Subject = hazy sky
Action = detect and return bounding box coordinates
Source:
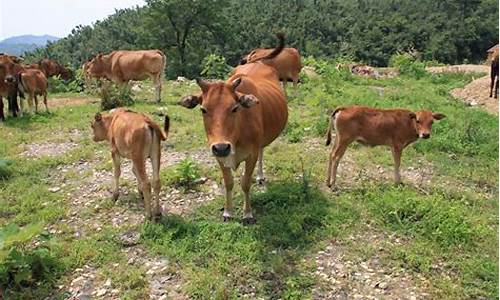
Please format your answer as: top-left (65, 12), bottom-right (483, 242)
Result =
top-left (0, 0), bottom-right (146, 40)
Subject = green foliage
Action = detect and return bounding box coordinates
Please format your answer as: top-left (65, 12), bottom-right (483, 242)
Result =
top-left (201, 54), bottom-right (232, 79)
top-left (0, 224), bottom-right (62, 292)
top-left (170, 158), bottom-right (201, 189)
top-left (389, 53), bottom-right (427, 78)
top-left (100, 83), bottom-right (135, 111)
top-left (0, 159), bottom-right (13, 180)
top-left (48, 75), bottom-right (83, 94)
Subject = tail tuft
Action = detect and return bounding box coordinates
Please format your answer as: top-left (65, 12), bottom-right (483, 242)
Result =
top-left (163, 115), bottom-right (170, 140)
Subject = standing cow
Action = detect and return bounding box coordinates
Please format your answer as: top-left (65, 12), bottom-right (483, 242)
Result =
top-left (84, 50), bottom-right (166, 102)
top-left (490, 49), bottom-right (499, 98)
top-left (38, 59), bottom-right (74, 81)
top-left (180, 34), bottom-right (288, 223)
top-left (0, 54), bottom-right (21, 120)
top-left (325, 106), bottom-right (445, 188)
top-left (240, 43), bottom-right (302, 96)
top-left (17, 69), bottom-right (49, 114)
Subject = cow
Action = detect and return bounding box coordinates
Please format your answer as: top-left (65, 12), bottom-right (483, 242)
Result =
top-left (17, 68), bottom-right (49, 114)
top-left (179, 33), bottom-right (288, 223)
top-left (85, 50), bottom-right (166, 102)
top-left (0, 54), bottom-right (21, 120)
top-left (325, 106), bottom-right (446, 188)
top-left (91, 108), bottom-right (170, 221)
top-left (489, 49), bottom-right (499, 98)
top-left (38, 58), bottom-right (73, 81)
top-left (240, 44), bottom-right (302, 96)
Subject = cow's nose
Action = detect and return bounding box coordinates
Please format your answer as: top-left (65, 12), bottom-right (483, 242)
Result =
top-left (421, 133), bottom-right (430, 139)
top-left (5, 76), bottom-right (14, 83)
top-left (212, 143), bottom-right (231, 157)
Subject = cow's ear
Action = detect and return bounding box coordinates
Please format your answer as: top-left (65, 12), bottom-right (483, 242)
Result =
top-left (433, 113), bottom-right (446, 120)
top-left (409, 112), bottom-right (416, 119)
top-left (95, 113), bottom-right (102, 122)
top-left (179, 95), bottom-right (200, 109)
top-left (237, 94), bottom-right (259, 108)
top-left (231, 77), bottom-right (242, 92)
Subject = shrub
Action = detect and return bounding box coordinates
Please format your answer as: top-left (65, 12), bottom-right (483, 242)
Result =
top-left (389, 53), bottom-right (427, 78)
top-left (171, 158), bottom-right (201, 189)
top-left (0, 223), bottom-right (62, 292)
top-left (100, 82), bottom-right (135, 111)
top-left (0, 159), bottom-right (13, 180)
top-left (201, 54), bottom-right (232, 79)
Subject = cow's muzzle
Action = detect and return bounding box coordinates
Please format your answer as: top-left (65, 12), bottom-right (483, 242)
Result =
top-left (5, 75), bottom-right (15, 83)
top-left (420, 133), bottom-right (430, 139)
top-left (211, 143), bottom-right (231, 157)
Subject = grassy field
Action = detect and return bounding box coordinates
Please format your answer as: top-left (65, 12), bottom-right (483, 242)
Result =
top-left (0, 65), bottom-right (498, 299)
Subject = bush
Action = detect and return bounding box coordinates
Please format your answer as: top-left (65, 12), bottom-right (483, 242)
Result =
top-left (0, 223), bottom-right (62, 292)
top-left (389, 53), bottom-right (427, 78)
top-left (100, 82), bottom-right (135, 111)
top-left (171, 158), bottom-right (201, 189)
top-left (47, 72), bottom-right (83, 94)
top-left (0, 159), bottom-right (13, 180)
top-left (200, 54), bottom-right (232, 79)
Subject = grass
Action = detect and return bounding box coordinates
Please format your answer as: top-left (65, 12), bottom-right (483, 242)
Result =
top-left (0, 66), bottom-right (497, 299)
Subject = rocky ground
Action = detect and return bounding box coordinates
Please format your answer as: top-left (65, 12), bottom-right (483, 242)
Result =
top-left (451, 75), bottom-right (498, 115)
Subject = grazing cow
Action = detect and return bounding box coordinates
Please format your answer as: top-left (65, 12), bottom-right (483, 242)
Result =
top-left (17, 69), bottom-right (49, 114)
top-left (240, 44), bottom-right (302, 95)
top-left (325, 106), bottom-right (445, 188)
top-left (38, 58), bottom-right (73, 81)
top-left (85, 50), bottom-right (166, 102)
top-left (490, 49), bottom-right (499, 98)
top-left (180, 33), bottom-right (288, 223)
top-left (91, 109), bottom-right (170, 220)
top-left (0, 54), bottom-right (21, 120)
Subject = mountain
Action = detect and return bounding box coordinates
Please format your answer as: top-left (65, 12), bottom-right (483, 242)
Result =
top-left (0, 35), bottom-right (60, 56)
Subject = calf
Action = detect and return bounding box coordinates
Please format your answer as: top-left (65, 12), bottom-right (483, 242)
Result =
top-left (325, 106), bottom-right (445, 188)
top-left (18, 69), bottom-right (48, 114)
top-left (91, 109), bottom-right (170, 220)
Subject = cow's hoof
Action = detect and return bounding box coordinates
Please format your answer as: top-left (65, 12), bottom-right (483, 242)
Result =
top-left (112, 192), bottom-right (120, 202)
top-left (242, 217), bottom-right (256, 225)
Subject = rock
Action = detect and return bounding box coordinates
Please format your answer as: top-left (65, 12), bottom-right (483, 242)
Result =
top-left (375, 281), bottom-right (388, 289)
top-left (117, 230), bottom-right (140, 247)
top-left (96, 288), bottom-right (107, 297)
top-left (49, 187), bottom-right (61, 192)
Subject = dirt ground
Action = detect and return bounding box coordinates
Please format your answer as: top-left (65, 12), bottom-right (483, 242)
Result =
top-left (451, 76), bottom-right (498, 115)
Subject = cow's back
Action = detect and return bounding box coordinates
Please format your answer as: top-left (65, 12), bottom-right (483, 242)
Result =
top-left (249, 48), bottom-right (302, 80)
top-left (20, 69), bottom-right (47, 94)
top-left (230, 63), bottom-right (288, 147)
top-left (110, 111), bottom-right (154, 158)
top-left (110, 50), bottom-right (164, 81)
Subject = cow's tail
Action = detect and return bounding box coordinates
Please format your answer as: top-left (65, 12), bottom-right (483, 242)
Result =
top-left (326, 107), bottom-right (343, 146)
top-left (251, 33), bottom-right (285, 63)
top-left (148, 114), bottom-right (169, 141)
top-left (163, 114), bottom-right (170, 140)
top-left (17, 73), bottom-right (26, 99)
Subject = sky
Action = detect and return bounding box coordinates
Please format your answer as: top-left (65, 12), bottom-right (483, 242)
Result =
top-left (0, 0), bottom-right (146, 40)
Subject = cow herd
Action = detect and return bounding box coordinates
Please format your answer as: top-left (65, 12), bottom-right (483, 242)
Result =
top-left (2, 34), bottom-right (450, 222)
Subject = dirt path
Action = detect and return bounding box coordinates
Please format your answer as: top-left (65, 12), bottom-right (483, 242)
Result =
top-left (49, 96), bottom-right (99, 108)
top-left (426, 64), bottom-right (489, 74)
top-left (451, 75), bottom-right (498, 115)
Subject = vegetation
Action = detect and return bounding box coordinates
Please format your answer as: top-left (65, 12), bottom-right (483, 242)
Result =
top-left (99, 82), bottom-right (135, 110)
top-left (0, 58), bottom-right (497, 298)
top-left (24, 0), bottom-right (498, 78)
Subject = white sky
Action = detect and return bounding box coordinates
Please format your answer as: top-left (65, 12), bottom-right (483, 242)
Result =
top-left (0, 0), bottom-right (146, 40)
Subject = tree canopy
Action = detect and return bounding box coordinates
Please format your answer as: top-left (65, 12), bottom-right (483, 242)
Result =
top-left (25, 0), bottom-right (499, 78)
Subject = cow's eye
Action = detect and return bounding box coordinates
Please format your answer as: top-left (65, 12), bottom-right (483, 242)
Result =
top-left (200, 107), bottom-right (207, 114)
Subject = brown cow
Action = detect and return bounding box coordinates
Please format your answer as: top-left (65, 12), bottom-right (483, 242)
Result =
top-left (85, 50), bottom-right (166, 102)
top-left (38, 59), bottom-right (73, 81)
top-left (91, 108), bottom-right (170, 220)
top-left (240, 45), bottom-right (302, 96)
top-left (179, 33), bottom-right (287, 223)
top-left (325, 106), bottom-right (445, 188)
top-left (489, 49), bottom-right (499, 98)
top-left (0, 54), bottom-right (22, 120)
top-left (18, 69), bottom-right (49, 114)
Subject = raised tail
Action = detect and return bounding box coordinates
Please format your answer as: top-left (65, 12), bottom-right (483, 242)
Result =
top-left (147, 114), bottom-right (169, 141)
top-left (250, 33), bottom-right (285, 63)
top-left (163, 114), bottom-right (170, 140)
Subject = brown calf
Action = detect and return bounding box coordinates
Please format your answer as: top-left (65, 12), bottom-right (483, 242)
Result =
top-left (325, 106), bottom-right (445, 188)
top-left (91, 109), bottom-right (170, 220)
top-left (18, 69), bottom-right (48, 114)
top-left (180, 33), bottom-right (288, 223)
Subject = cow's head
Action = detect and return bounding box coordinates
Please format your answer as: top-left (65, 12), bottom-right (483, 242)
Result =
top-left (410, 110), bottom-right (446, 139)
top-left (179, 78), bottom-right (259, 158)
top-left (90, 112), bottom-right (112, 142)
top-left (86, 54), bottom-right (108, 78)
top-left (0, 55), bottom-right (21, 84)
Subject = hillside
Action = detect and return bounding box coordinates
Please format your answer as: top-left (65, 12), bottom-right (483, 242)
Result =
top-left (0, 34), bottom-right (59, 56)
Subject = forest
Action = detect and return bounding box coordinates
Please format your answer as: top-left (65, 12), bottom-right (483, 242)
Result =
top-left (24, 0), bottom-right (499, 78)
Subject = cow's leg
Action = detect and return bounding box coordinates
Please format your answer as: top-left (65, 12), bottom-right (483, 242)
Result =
top-left (43, 92), bottom-right (49, 112)
top-left (0, 96), bottom-right (4, 121)
top-left (391, 145), bottom-right (403, 184)
top-left (490, 75), bottom-right (494, 97)
top-left (150, 141), bottom-right (162, 219)
top-left (326, 135), bottom-right (339, 187)
top-left (154, 73), bottom-right (162, 103)
top-left (328, 138), bottom-right (349, 189)
top-left (218, 162), bottom-right (234, 221)
top-left (132, 165), bottom-right (144, 199)
top-left (242, 155), bottom-right (258, 224)
top-left (111, 151), bottom-right (121, 201)
top-left (292, 74), bottom-right (299, 97)
top-left (256, 148), bottom-right (265, 185)
top-left (282, 80), bottom-right (288, 98)
top-left (134, 158), bottom-right (152, 220)
top-left (34, 95), bottom-right (39, 113)
top-left (27, 93), bottom-right (35, 114)
top-left (495, 76), bottom-right (499, 99)
top-left (18, 96), bottom-right (24, 117)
